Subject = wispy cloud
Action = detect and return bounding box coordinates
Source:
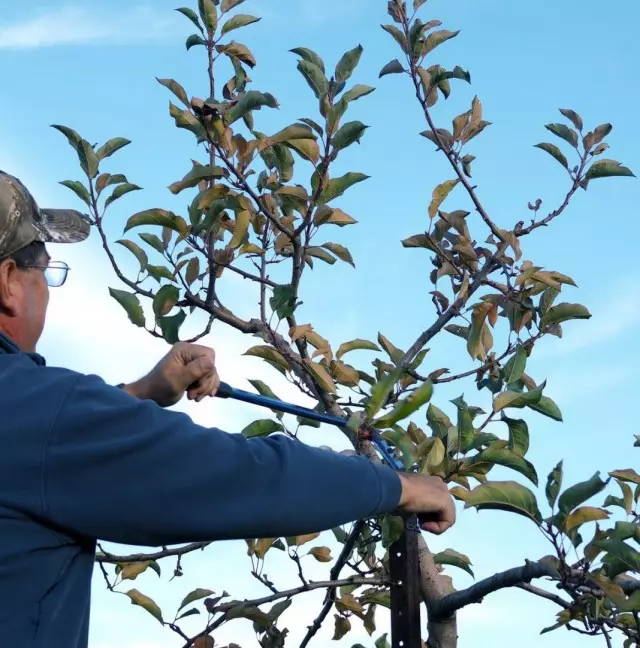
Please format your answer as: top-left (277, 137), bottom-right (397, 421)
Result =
top-left (0, 5), bottom-right (177, 49)
top-left (534, 283), bottom-right (640, 360)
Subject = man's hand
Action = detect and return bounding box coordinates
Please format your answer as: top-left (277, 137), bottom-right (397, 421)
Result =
top-left (396, 473), bottom-right (456, 535)
top-left (123, 342), bottom-right (220, 408)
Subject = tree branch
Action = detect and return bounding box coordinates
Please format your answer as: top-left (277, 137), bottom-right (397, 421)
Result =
top-left (300, 520), bottom-right (367, 648)
top-left (515, 583), bottom-right (571, 609)
top-left (430, 560), bottom-right (560, 620)
top-left (96, 542), bottom-right (211, 564)
top-left (184, 575), bottom-right (386, 647)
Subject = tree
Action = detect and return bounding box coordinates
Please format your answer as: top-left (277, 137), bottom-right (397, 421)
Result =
top-left (52, 0), bottom-right (639, 646)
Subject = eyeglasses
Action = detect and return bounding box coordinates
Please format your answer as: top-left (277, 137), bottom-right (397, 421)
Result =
top-left (26, 261), bottom-right (70, 287)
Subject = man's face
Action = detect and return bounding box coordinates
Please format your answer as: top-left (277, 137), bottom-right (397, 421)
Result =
top-left (0, 247), bottom-right (50, 352)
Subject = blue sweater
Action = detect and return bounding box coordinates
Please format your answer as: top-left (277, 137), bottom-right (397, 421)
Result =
top-left (0, 332), bottom-right (402, 647)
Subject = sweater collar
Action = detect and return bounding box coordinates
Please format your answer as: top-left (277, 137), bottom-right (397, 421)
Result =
top-left (0, 332), bottom-right (46, 366)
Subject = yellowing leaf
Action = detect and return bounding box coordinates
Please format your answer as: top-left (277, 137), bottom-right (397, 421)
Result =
top-left (609, 469), bottom-right (640, 485)
top-left (333, 615), bottom-right (351, 640)
top-left (126, 589), bottom-right (163, 623)
top-left (288, 532), bottom-right (321, 546)
top-left (309, 546), bottom-right (333, 562)
top-left (229, 210), bottom-right (251, 249)
top-left (120, 562), bottom-right (151, 581)
top-left (428, 179), bottom-right (459, 219)
top-left (305, 360), bottom-right (337, 393)
top-left (564, 506), bottom-right (610, 532)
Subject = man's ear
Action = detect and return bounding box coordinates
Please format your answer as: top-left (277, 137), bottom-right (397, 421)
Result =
top-left (0, 259), bottom-right (20, 317)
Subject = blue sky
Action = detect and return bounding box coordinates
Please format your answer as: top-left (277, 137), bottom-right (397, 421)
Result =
top-left (1, 0), bottom-right (639, 646)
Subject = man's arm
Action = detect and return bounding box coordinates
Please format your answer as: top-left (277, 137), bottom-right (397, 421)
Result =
top-left (42, 372), bottom-right (403, 547)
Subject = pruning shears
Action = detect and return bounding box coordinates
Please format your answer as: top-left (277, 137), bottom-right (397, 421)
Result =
top-left (215, 381), bottom-right (423, 648)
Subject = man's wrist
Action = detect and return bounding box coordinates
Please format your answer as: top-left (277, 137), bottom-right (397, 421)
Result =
top-left (120, 380), bottom-right (151, 401)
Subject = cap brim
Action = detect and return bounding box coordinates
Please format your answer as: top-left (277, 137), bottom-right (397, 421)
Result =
top-left (36, 208), bottom-right (91, 245)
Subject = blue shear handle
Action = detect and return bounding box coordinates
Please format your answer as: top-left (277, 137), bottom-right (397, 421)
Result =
top-left (216, 382), bottom-right (404, 472)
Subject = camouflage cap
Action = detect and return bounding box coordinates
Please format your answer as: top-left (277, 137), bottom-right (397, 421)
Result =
top-left (0, 171), bottom-right (90, 259)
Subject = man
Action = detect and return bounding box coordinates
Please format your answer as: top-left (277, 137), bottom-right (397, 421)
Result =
top-left (0, 170), bottom-right (456, 647)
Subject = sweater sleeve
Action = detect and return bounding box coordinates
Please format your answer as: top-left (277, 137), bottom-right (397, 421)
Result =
top-left (42, 373), bottom-right (402, 546)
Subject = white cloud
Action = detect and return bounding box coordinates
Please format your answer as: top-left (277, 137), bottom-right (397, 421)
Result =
top-left (0, 5), bottom-right (178, 49)
top-left (535, 285), bottom-right (640, 359)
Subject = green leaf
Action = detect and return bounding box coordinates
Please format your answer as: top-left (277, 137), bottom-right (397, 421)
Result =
top-left (126, 589), bottom-right (163, 624)
top-left (78, 140), bottom-right (99, 179)
top-left (381, 514), bottom-right (405, 548)
top-left (332, 121), bottom-right (369, 151)
top-left (297, 60), bottom-right (329, 97)
top-left (115, 240), bottom-right (148, 272)
top-left (51, 124), bottom-right (83, 153)
top-left (335, 44), bottom-right (363, 85)
top-left (157, 310), bottom-right (186, 344)
top-left (306, 246), bottom-right (336, 265)
top-left (379, 59), bottom-right (405, 78)
top-left (558, 472), bottom-right (609, 515)
top-left (96, 137), bottom-right (131, 161)
top-left (540, 302), bottom-right (591, 328)
top-left (534, 143), bottom-right (569, 169)
top-left (105, 183), bottom-right (142, 208)
top-left (464, 481), bottom-right (543, 525)
top-left (503, 345), bottom-right (527, 383)
top-left (502, 414), bottom-right (529, 457)
top-left (186, 34), bottom-right (206, 50)
top-left (559, 108), bottom-right (583, 131)
top-left (527, 395), bottom-right (563, 422)
top-left (452, 396), bottom-right (474, 453)
top-left (221, 0), bottom-right (246, 11)
top-left (242, 419), bottom-right (285, 439)
top-left (474, 443), bottom-right (538, 486)
top-left (225, 90), bottom-right (278, 124)
top-left (156, 77), bottom-right (189, 107)
top-left (428, 179), bottom-right (458, 219)
top-left (290, 47), bottom-right (326, 72)
top-left (423, 30), bottom-right (460, 56)
top-left (374, 380), bottom-right (434, 428)
top-left (175, 7), bottom-right (202, 31)
top-left (109, 289), bottom-right (145, 327)
top-left (337, 339), bottom-right (380, 360)
top-left (124, 209), bottom-right (185, 235)
top-left (185, 257), bottom-right (200, 286)
top-left (199, 0), bottom-right (217, 33)
top-left (593, 539), bottom-right (640, 573)
top-left (493, 382), bottom-right (544, 413)
top-left (367, 365), bottom-right (403, 418)
top-left (426, 404), bottom-right (451, 439)
top-left (433, 549), bottom-right (474, 577)
top-left (322, 242), bottom-right (354, 267)
top-left (342, 84), bottom-right (375, 103)
top-left (318, 172), bottom-right (369, 205)
top-left (381, 24), bottom-right (407, 50)
top-left (169, 165), bottom-right (227, 195)
top-left (221, 13), bottom-right (260, 35)
top-left (153, 285), bottom-right (180, 317)
top-left (139, 232), bottom-right (165, 254)
top-left (546, 461), bottom-right (563, 509)
top-left (59, 180), bottom-right (91, 206)
top-left (544, 123), bottom-right (578, 148)
top-left (268, 599), bottom-right (292, 621)
top-left (178, 588), bottom-right (214, 613)
top-left (269, 284), bottom-right (298, 319)
top-left (244, 345), bottom-right (289, 375)
top-left (585, 159), bottom-right (635, 181)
